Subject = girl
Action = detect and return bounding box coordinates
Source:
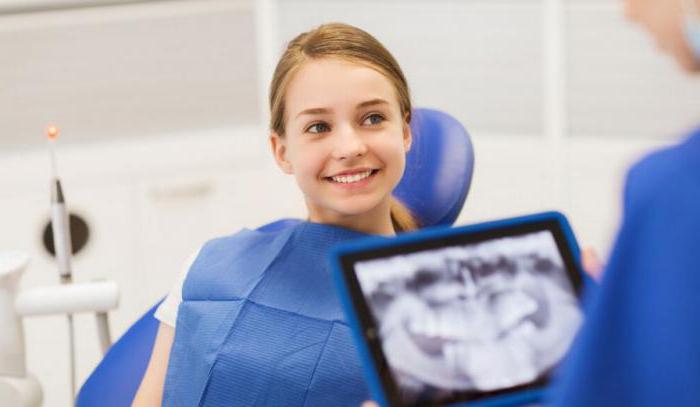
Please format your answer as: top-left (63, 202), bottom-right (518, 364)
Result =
top-left (133, 22), bottom-right (418, 406)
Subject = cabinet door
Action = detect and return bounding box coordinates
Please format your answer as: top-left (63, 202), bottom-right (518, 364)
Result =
top-left (133, 170), bottom-right (223, 300)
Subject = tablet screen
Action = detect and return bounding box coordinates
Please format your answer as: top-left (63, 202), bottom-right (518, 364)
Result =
top-left (351, 228), bottom-right (583, 405)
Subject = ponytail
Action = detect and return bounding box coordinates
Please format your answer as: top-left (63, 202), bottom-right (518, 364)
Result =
top-left (390, 196), bottom-right (419, 233)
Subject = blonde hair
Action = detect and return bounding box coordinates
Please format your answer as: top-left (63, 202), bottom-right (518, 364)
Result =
top-left (269, 22), bottom-right (418, 233)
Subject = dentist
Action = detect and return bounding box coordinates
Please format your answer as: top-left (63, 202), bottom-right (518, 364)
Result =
top-left (551, 0), bottom-right (700, 405)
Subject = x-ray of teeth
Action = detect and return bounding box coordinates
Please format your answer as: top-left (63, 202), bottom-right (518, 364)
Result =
top-left (354, 231), bottom-right (582, 402)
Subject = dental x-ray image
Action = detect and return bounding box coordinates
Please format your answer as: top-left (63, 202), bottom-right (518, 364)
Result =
top-left (354, 230), bottom-right (582, 403)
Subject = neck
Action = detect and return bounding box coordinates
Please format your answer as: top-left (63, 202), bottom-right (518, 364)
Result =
top-left (306, 199), bottom-right (396, 236)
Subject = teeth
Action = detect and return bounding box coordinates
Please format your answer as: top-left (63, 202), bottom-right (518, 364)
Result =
top-left (330, 170), bottom-right (373, 184)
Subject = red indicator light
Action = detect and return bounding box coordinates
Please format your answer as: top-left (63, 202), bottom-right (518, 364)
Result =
top-left (47, 125), bottom-right (59, 140)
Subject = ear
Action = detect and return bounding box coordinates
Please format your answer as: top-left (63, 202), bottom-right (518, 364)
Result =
top-left (402, 115), bottom-right (412, 153)
top-left (269, 132), bottom-right (294, 174)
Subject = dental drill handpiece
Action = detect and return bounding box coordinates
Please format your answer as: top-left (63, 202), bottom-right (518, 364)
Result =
top-left (47, 125), bottom-right (77, 403)
top-left (47, 125), bottom-right (73, 284)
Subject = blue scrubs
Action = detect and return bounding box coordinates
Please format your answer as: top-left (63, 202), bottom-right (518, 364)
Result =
top-left (162, 222), bottom-right (373, 406)
top-left (551, 127), bottom-right (700, 406)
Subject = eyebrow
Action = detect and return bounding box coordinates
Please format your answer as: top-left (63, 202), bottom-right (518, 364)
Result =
top-left (296, 107), bottom-right (331, 118)
top-left (295, 98), bottom-right (390, 119)
top-left (357, 98), bottom-right (390, 109)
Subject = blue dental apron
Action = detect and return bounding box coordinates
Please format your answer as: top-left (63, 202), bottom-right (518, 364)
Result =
top-left (551, 128), bottom-right (700, 406)
top-left (163, 222), bottom-right (373, 406)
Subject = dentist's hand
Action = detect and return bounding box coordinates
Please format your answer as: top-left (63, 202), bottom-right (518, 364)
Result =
top-left (362, 403), bottom-right (378, 407)
top-left (581, 247), bottom-right (604, 281)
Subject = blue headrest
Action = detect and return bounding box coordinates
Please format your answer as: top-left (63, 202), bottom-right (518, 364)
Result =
top-left (394, 107), bottom-right (474, 227)
top-left (77, 301), bottom-right (164, 407)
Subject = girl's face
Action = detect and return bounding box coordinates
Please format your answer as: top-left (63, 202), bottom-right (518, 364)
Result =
top-left (271, 58), bottom-right (411, 230)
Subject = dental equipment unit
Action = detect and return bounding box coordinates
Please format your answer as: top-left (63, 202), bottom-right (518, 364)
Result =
top-left (0, 126), bottom-right (120, 406)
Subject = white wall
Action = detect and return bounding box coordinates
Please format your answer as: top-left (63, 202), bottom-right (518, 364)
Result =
top-left (0, 0), bottom-right (696, 406)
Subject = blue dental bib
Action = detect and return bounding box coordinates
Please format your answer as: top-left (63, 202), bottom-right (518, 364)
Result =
top-left (163, 222), bottom-right (373, 406)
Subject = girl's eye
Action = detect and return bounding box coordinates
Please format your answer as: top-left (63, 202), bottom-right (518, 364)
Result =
top-left (363, 113), bottom-right (385, 126)
top-left (307, 122), bottom-right (331, 134)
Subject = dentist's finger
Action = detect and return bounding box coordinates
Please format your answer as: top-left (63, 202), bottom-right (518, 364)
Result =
top-left (581, 247), bottom-right (604, 280)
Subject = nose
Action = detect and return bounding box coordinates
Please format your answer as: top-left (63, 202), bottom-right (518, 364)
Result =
top-left (331, 124), bottom-right (367, 160)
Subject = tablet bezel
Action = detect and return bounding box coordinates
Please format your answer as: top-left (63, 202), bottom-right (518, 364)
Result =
top-left (330, 211), bottom-right (588, 407)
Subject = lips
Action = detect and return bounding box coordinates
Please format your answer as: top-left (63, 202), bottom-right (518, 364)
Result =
top-left (325, 168), bottom-right (379, 184)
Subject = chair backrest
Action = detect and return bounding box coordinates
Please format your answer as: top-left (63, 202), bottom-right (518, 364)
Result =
top-left (396, 107), bottom-right (474, 227)
top-left (76, 107), bottom-right (475, 406)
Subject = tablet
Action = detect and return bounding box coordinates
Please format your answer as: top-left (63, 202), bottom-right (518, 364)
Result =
top-left (330, 212), bottom-right (588, 407)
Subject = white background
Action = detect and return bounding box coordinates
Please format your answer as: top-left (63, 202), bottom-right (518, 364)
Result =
top-left (0, 0), bottom-right (698, 405)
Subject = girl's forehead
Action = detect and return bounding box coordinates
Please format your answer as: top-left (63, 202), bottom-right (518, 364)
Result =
top-left (285, 58), bottom-right (400, 115)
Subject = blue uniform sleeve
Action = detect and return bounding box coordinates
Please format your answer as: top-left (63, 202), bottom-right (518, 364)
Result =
top-left (550, 149), bottom-right (700, 406)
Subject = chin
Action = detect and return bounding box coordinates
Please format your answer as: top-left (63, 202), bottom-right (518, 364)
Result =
top-left (682, 57), bottom-right (700, 73)
top-left (672, 54), bottom-right (700, 73)
top-left (672, 44), bottom-right (700, 73)
top-left (326, 197), bottom-right (387, 218)
top-left (332, 203), bottom-right (382, 218)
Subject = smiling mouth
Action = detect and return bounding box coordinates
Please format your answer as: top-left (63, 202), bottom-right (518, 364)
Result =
top-left (325, 169), bottom-right (379, 184)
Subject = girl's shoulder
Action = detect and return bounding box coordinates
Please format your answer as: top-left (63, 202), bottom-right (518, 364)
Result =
top-left (199, 222), bottom-right (300, 257)
top-left (182, 223), bottom-right (303, 299)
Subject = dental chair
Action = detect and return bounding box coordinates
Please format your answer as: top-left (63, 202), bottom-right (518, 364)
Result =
top-left (76, 107), bottom-right (475, 406)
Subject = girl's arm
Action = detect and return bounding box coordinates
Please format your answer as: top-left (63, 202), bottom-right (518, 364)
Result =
top-left (131, 322), bottom-right (175, 406)
top-left (133, 250), bottom-right (196, 405)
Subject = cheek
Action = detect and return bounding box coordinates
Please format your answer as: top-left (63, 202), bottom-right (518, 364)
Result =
top-left (380, 138), bottom-right (408, 176)
top-left (291, 146), bottom-right (326, 182)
